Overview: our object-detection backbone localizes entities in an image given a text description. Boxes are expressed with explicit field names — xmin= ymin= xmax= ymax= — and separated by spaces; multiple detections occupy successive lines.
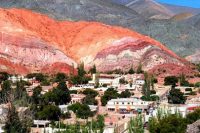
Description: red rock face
xmin=0 ymin=8 xmax=193 ymax=76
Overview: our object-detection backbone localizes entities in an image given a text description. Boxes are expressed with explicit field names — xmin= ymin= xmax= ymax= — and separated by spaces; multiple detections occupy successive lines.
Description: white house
xmin=8 ymin=75 xmax=34 ymax=83
xmin=106 ymin=98 xmax=153 ymax=113
xmin=135 ymin=79 xmax=145 ymax=85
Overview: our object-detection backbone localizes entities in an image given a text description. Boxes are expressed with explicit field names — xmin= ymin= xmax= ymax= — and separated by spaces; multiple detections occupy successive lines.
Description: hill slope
xmin=0 ymin=0 xmax=199 ymax=60
xmin=0 ymin=8 xmax=193 ymax=76
xmin=117 ymin=0 xmax=174 ymax=19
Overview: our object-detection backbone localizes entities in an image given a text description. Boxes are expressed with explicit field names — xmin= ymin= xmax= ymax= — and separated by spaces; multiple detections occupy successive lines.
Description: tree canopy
xmin=68 ymin=103 xmax=94 ymax=119
xmin=101 ymin=88 xmax=119 ymax=106
xmin=119 ymin=89 xmax=131 ymax=98
xmin=164 ymin=76 xmax=178 ymax=86
xmin=168 ymin=87 xmax=186 ymax=104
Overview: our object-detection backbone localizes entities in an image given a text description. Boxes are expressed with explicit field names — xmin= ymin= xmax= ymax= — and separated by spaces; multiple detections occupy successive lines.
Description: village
xmin=0 ymin=64 xmax=200 ymax=133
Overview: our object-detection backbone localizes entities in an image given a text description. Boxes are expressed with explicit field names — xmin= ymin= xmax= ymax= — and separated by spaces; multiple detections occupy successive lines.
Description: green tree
xmin=4 ymin=104 xmax=29 ymax=133
xmin=96 ymin=115 xmax=105 ymax=133
xmin=120 ymin=89 xmax=131 ymax=98
xmin=128 ymin=66 xmax=135 ymax=74
xmin=168 ymin=87 xmax=186 ymax=104
xmin=89 ymin=64 xmax=97 ymax=74
xmin=76 ymin=104 xmax=93 ymax=119
xmin=56 ymin=81 xmax=71 ymax=104
xmin=128 ymin=115 xmax=144 ymax=133
xmin=37 ymin=105 xmax=61 ymax=121
xmin=136 ymin=64 xmax=143 ymax=74
xmin=14 ymin=81 xmax=26 ymax=100
xmin=67 ymin=102 xmax=82 ymax=113
xmin=164 ymin=76 xmax=178 ymax=86
xmin=82 ymin=88 xmax=98 ymax=97
xmin=68 ymin=103 xmax=93 ymax=119
xmin=83 ymin=95 xmax=98 ymax=105
xmin=26 ymin=73 xmax=48 ymax=82
xmin=42 ymin=81 xmax=71 ymax=105
xmin=54 ymin=73 xmax=67 ymax=82
xmin=82 ymin=89 xmax=98 ymax=105
xmin=0 ymin=80 xmax=12 ymax=103
xmin=180 ymin=74 xmax=189 ymax=86
xmin=101 ymin=88 xmax=119 ymax=106
xmin=142 ymin=73 xmax=151 ymax=100
xmin=78 ymin=62 xmax=86 ymax=77
xmin=70 ymin=63 xmax=91 ymax=84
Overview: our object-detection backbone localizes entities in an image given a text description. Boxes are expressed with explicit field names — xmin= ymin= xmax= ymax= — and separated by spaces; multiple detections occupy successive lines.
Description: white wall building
xmin=8 ymin=75 xmax=34 ymax=83
xmin=107 ymin=98 xmax=153 ymax=113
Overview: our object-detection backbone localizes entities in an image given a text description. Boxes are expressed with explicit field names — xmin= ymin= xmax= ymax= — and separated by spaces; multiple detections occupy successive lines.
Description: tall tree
xmin=0 ymin=80 xmax=12 ymax=103
xmin=78 ymin=62 xmax=86 ymax=77
xmin=4 ymin=104 xmax=29 ymax=133
xmin=128 ymin=66 xmax=135 ymax=74
xmin=179 ymin=74 xmax=189 ymax=86
xmin=142 ymin=72 xmax=151 ymax=100
xmin=32 ymin=86 xmax=42 ymax=104
xmin=136 ymin=64 xmax=143 ymax=74
xmin=89 ymin=64 xmax=97 ymax=74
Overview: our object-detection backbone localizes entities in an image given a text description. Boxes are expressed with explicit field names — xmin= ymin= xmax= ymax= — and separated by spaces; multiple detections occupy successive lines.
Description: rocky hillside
xmin=0 ymin=8 xmax=193 ymax=76
xmin=0 ymin=0 xmax=199 ymax=61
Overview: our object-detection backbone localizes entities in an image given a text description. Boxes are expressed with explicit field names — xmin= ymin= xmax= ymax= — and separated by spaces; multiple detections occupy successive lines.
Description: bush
xmin=186 ymin=108 xmax=200 ymax=124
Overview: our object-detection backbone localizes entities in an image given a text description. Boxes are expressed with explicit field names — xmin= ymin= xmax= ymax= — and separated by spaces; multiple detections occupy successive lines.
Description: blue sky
xmin=156 ymin=0 xmax=200 ymax=8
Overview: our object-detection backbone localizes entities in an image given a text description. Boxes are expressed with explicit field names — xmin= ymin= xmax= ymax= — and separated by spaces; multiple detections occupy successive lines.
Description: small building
xmin=106 ymin=98 xmax=153 ymax=114
xmin=135 ymin=79 xmax=145 ymax=85
xmin=89 ymin=74 xmax=119 ymax=86
xmin=70 ymin=94 xmax=86 ymax=104
xmin=8 ymin=75 xmax=35 ymax=83
xmin=33 ymin=120 xmax=50 ymax=128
